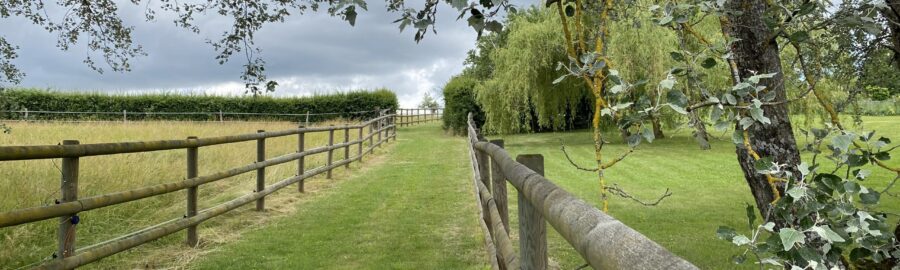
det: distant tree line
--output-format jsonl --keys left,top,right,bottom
{"left": 0, "top": 88, "right": 397, "bottom": 122}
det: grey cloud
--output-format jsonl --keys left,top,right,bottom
{"left": 1, "top": 1, "right": 489, "bottom": 107}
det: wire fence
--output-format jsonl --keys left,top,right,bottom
{"left": 0, "top": 109, "right": 385, "bottom": 126}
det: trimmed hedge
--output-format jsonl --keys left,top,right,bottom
{"left": 442, "top": 75, "right": 485, "bottom": 135}
{"left": 0, "top": 89, "right": 398, "bottom": 122}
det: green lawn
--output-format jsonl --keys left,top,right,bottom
{"left": 194, "top": 123, "right": 489, "bottom": 269}
{"left": 487, "top": 116, "right": 900, "bottom": 269}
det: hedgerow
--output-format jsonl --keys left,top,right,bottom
{"left": 0, "top": 88, "right": 398, "bottom": 122}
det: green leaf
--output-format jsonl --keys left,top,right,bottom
{"left": 786, "top": 187, "right": 806, "bottom": 200}
{"left": 745, "top": 203, "right": 757, "bottom": 230}
{"left": 778, "top": 228, "right": 805, "bottom": 251}
{"left": 739, "top": 117, "right": 754, "bottom": 130}
{"left": 565, "top": 5, "right": 575, "bottom": 17}
{"left": 485, "top": 20, "right": 503, "bottom": 32}
{"left": 732, "top": 235, "right": 751, "bottom": 246}
{"left": 717, "top": 226, "right": 737, "bottom": 241}
{"left": 789, "top": 31, "right": 810, "bottom": 43}
{"left": 552, "top": 74, "right": 567, "bottom": 85}
{"left": 658, "top": 15, "right": 673, "bottom": 25}
{"left": 609, "top": 84, "right": 626, "bottom": 94}
{"left": 754, "top": 157, "right": 774, "bottom": 173}
{"left": 724, "top": 93, "right": 737, "bottom": 105}
{"left": 874, "top": 152, "right": 890, "bottom": 161}
{"left": 860, "top": 190, "right": 880, "bottom": 204}
{"left": 666, "top": 89, "right": 688, "bottom": 107}
{"left": 627, "top": 134, "right": 642, "bottom": 147}
{"left": 701, "top": 58, "right": 717, "bottom": 69}
{"left": 641, "top": 125, "right": 655, "bottom": 143}
{"left": 670, "top": 51, "right": 685, "bottom": 61}
{"left": 732, "top": 130, "right": 745, "bottom": 145}
{"left": 832, "top": 134, "right": 852, "bottom": 152}
{"left": 811, "top": 226, "right": 845, "bottom": 243}
{"left": 668, "top": 104, "right": 687, "bottom": 115}
{"left": 450, "top": 0, "right": 468, "bottom": 9}
{"left": 660, "top": 78, "right": 676, "bottom": 90}
{"left": 761, "top": 222, "right": 775, "bottom": 232}
{"left": 811, "top": 128, "right": 828, "bottom": 139}
{"left": 847, "top": 154, "right": 868, "bottom": 167}
{"left": 749, "top": 107, "right": 771, "bottom": 125}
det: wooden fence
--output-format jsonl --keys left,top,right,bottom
{"left": 395, "top": 108, "right": 442, "bottom": 126}
{"left": 465, "top": 113, "right": 698, "bottom": 270}
{"left": 0, "top": 110, "right": 397, "bottom": 269}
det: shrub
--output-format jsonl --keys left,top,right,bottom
{"left": 865, "top": 85, "right": 893, "bottom": 101}
{"left": 0, "top": 88, "right": 398, "bottom": 122}
{"left": 442, "top": 75, "right": 484, "bottom": 135}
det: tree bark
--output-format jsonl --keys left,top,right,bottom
{"left": 883, "top": 0, "right": 900, "bottom": 69}
{"left": 650, "top": 113, "right": 665, "bottom": 139}
{"left": 721, "top": 0, "right": 802, "bottom": 217}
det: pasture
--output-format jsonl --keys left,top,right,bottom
{"left": 488, "top": 116, "right": 900, "bottom": 269}
{"left": 0, "top": 120, "right": 387, "bottom": 269}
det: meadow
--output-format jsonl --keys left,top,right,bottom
{"left": 489, "top": 116, "right": 900, "bottom": 269}
{"left": 0, "top": 120, "right": 385, "bottom": 269}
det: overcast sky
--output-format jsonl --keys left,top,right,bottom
{"left": 1, "top": 2, "right": 527, "bottom": 108}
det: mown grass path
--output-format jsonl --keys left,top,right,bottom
{"left": 194, "top": 123, "right": 488, "bottom": 269}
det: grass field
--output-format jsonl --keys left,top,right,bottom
{"left": 487, "top": 116, "right": 900, "bottom": 269}
{"left": 0, "top": 120, "right": 385, "bottom": 269}
{"left": 193, "top": 123, "right": 488, "bottom": 269}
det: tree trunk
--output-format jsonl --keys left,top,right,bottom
{"left": 882, "top": 0, "right": 900, "bottom": 69}
{"left": 721, "top": 0, "right": 802, "bottom": 217}
{"left": 650, "top": 113, "right": 665, "bottom": 139}
{"left": 689, "top": 111, "right": 710, "bottom": 150}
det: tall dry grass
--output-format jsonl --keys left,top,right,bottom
{"left": 0, "top": 119, "right": 380, "bottom": 269}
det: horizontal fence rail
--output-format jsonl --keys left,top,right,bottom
{"left": 395, "top": 108, "right": 442, "bottom": 127}
{"left": 466, "top": 113, "right": 697, "bottom": 270}
{"left": 0, "top": 108, "right": 384, "bottom": 124}
{"left": 0, "top": 110, "right": 398, "bottom": 269}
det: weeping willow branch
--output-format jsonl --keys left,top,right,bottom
{"left": 605, "top": 184, "right": 673, "bottom": 207}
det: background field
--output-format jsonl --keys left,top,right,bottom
{"left": 0, "top": 120, "right": 385, "bottom": 269}
{"left": 488, "top": 116, "right": 900, "bottom": 269}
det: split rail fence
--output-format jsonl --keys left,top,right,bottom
{"left": 0, "top": 110, "right": 397, "bottom": 269}
{"left": 395, "top": 108, "right": 442, "bottom": 126}
{"left": 465, "top": 113, "right": 698, "bottom": 270}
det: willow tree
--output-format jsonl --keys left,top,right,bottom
{"left": 473, "top": 8, "right": 591, "bottom": 134}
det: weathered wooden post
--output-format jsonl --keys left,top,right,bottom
{"left": 256, "top": 130, "right": 266, "bottom": 211}
{"left": 298, "top": 126, "right": 306, "bottom": 193}
{"left": 185, "top": 136, "right": 199, "bottom": 247}
{"left": 516, "top": 154, "right": 548, "bottom": 270}
{"left": 23, "top": 108, "right": 28, "bottom": 119}
{"left": 343, "top": 127, "right": 350, "bottom": 168}
{"left": 376, "top": 113, "right": 383, "bottom": 146}
{"left": 327, "top": 127, "right": 335, "bottom": 179}
{"left": 123, "top": 110, "right": 127, "bottom": 123}
{"left": 489, "top": 140, "right": 509, "bottom": 232}
{"left": 475, "top": 146, "right": 491, "bottom": 236}
{"left": 357, "top": 126, "right": 364, "bottom": 161}
{"left": 57, "top": 140, "right": 79, "bottom": 259}
{"left": 219, "top": 110, "right": 223, "bottom": 122}
{"left": 368, "top": 121, "right": 374, "bottom": 154}
{"left": 305, "top": 111, "right": 310, "bottom": 127}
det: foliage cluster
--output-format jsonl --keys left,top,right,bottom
{"left": 0, "top": 89, "right": 397, "bottom": 122}
{"left": 442, "top": 75, "right": 485, "bottom": 135}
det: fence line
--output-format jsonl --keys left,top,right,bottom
{"left": 0, "top": 108, "right": 384, "bottom": 125}
{"left": 0, "top": 110, "right": 398, "bottom": 269}
{"left": 465, "top": 113, "right": 698, "bottom": 270}
{"left": 394, "top": 108, "right": 443, "bottom": 126}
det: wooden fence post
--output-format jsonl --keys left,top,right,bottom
{"left": 298, "top": 126, "right": 305, "bottom": 192}
{"left": 377, "top": 114, "right": 383, "bottom": 146}
{"left": 368, "top": 122, "right": 374, "bottom": 154}
{"left": 357, "top": 126, "right": 364, "bottom": 161}
{"left": 343, "top": 127, "right": 350, "bottom": 168}
{"left": 123, "top": 110, "right": 127, "bottom": 123}
{"left": 185, "top": 137, "right": 199, "bottom": 247}
{"left": 475, "top": 147, "right": 492, "bottom": 237}
{"left": 24, "top": 108, "right": 28, "bottom": 119}
{"left": 256, "top": 130, "right": 266, "bottom": 211}
{"left": 57, "top": 140, "right": 79, "bottom": 259}
{"left": 305, "top": 111, "right": 310, "bottom": 127}
{"left": 327, "top": 127, "right": 334, "bottom": 179}
{"left": 489, "top": 140, "right": 509, "bottom": 232}
{"left": 219, "top": 110, "right": 223, "bottom": 122}
{"left": 516, "top": 154, "right": 548, "bottom": 270}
